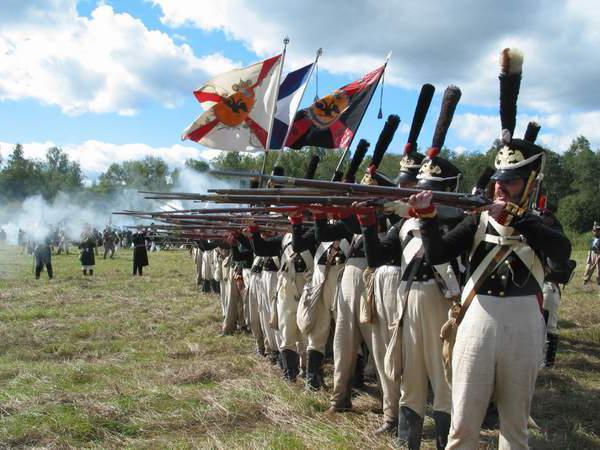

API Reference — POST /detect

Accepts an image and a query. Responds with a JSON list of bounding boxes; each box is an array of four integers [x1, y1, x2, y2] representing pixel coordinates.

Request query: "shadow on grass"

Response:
[[557, 318, 578, 329], [531, 369, 600, 449], [560, 332, 600, 360]]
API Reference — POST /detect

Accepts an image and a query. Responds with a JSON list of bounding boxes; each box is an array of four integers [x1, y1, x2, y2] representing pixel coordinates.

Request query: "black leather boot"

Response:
[[374, 419, 397, 436], [268, 350, 280, 366], [433, 411, 451, 450], [352, 353, 366, 389], [397, 406, 424, 450], [282, 349, 300, 382], [546, 333, 559, 367], [202, 280, 211, 293], [306, 350, 325, 390]]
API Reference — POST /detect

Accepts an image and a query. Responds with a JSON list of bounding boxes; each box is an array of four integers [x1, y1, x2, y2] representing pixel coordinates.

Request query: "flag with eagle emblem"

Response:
[[182, 54, 282, 151], [285, 64, 385, 149]]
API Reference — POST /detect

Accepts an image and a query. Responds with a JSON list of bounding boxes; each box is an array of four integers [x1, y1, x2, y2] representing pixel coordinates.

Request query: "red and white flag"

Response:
[[182, 55, 282, 151]]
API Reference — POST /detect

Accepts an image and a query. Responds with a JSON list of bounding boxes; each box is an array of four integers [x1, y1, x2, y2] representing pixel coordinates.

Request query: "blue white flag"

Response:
[[268, 63, 314, 149]]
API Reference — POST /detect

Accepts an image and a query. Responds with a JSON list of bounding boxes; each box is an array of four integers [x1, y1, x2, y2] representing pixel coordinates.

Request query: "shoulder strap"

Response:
[[457, 243, 515, 325], [398, 250, 424, 326]]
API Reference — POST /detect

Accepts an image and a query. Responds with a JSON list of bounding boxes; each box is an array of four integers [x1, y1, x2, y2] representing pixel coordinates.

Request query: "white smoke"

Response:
[[0, 169, 238, 245]]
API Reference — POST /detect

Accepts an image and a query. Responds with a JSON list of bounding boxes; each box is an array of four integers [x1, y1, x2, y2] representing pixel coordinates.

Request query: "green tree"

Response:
[[0, 144, 44, 200], [95, 156, 175, 193], [185, 159, 210, 173], [42, 147, 84, 198]]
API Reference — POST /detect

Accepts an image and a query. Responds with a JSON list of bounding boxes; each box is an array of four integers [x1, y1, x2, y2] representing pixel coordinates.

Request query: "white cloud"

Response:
[[0, 1, 238, 115], [452, 111, 600, 153], [152, 0, 600, 113], [0, 140, 224, 180]]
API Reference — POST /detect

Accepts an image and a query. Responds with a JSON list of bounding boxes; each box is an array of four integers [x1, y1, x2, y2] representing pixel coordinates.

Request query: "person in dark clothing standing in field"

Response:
[[34, 236, 53, 279], [78, 227, 97, 276], [132, 228, 149, 276]]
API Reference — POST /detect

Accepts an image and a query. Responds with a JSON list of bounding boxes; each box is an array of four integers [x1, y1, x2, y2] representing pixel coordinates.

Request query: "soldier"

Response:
[[193, 242, 204, 289], [229, 231, 254, 333], [78, 227, 97, 276], [103, 227, 116, 259], [216, 240, 242, 336], [290, 147, 369, 386], [34, 236, 53, 279], [0, 227, 6, 242], [414, 48, 572, 449], [354, 84, 433, 435], [583, 222, 600, 285], [537, 206, 576, 368], [359, 86, 463, 450], [200, 240, 215, 293], [132, 228, 149, 276], [56, 229, 69, 255]]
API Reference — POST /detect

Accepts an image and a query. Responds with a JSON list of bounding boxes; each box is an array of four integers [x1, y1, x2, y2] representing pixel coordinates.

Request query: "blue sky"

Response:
[[1, 0, 599, 180]]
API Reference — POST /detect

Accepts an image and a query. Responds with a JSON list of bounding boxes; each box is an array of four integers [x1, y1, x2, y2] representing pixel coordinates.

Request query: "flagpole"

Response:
[[281, 48, 322, 152], [259, 37, 289, 186], [331, 52, 391, 181]]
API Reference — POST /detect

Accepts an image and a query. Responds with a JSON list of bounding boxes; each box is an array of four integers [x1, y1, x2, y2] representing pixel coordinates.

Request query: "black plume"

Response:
[[471, 166, 495, 195], [271, 165, 285, 176], [430, 85, 462, 152], [303, 155, 320, 179], [523, 121, 541, 144], [407, 84, 435, 147], [343, 139, 370, 183], [499, 48, 523, 143], [371, 115, 400, 169], [331, 170, 343, 182]]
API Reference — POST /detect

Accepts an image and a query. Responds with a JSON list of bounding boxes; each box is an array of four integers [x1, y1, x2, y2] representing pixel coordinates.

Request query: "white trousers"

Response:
[[278, 272, 309, 352], [247, 271, 264, 351], [400, 280, 451, 417], [371, 265, 403, 422], [542, 282, 560, 334], [222, 275, 241, 334], [446, 294, 545, 450], [260, 270, 281, 352], [331, 258, 373, 408], [304, 264, 343, 354]]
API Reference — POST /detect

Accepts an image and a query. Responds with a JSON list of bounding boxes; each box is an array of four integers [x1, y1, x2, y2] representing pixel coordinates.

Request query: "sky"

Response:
[[1, 0, 600, 182]]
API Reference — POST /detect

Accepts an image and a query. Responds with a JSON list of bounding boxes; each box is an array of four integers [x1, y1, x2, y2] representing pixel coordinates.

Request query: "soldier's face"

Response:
[[494, 178, 525, 203]]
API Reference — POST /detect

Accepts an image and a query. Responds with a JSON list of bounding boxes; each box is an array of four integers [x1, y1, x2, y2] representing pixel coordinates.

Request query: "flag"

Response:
[[268, 62, 314, 149], [182, 54, 282, 151], [285, 64, 385, 150]]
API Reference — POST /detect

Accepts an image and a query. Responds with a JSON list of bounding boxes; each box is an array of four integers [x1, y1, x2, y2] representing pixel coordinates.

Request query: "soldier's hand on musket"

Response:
[[408, 191, 433, 210]]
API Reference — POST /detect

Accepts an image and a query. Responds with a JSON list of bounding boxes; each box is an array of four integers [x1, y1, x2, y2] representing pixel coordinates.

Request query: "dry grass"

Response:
[[0, 243, 598, 449]]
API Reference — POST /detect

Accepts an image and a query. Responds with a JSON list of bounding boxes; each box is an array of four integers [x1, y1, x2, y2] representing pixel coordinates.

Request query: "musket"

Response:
[[207, 194, 383, 206], [209, 170, 490, 209], [158, 215, 291, 224], [208, 188, 342, 196]]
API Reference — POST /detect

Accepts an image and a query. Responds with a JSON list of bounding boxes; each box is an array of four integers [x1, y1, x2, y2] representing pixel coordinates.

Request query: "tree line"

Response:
[[1, 136, 598, 233]]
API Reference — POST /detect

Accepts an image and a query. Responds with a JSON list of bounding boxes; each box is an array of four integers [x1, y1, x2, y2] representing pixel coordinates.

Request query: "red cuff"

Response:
[[413, 204, 436, 218], [357, 211, 376, 226], [289, 215, 303, 225]]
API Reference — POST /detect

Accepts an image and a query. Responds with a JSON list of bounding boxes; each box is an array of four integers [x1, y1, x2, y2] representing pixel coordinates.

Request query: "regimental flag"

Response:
[[268, 63, 314, 150], [285, 64, 385, 149], [182, 55, 282, 151]]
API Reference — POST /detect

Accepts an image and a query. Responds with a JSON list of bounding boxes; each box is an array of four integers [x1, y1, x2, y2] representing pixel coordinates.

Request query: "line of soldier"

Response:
[[189, 48, 575, 449]]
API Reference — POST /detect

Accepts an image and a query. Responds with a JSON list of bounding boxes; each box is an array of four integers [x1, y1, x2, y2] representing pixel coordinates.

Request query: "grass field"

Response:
[[0, 243, 598, 449]]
